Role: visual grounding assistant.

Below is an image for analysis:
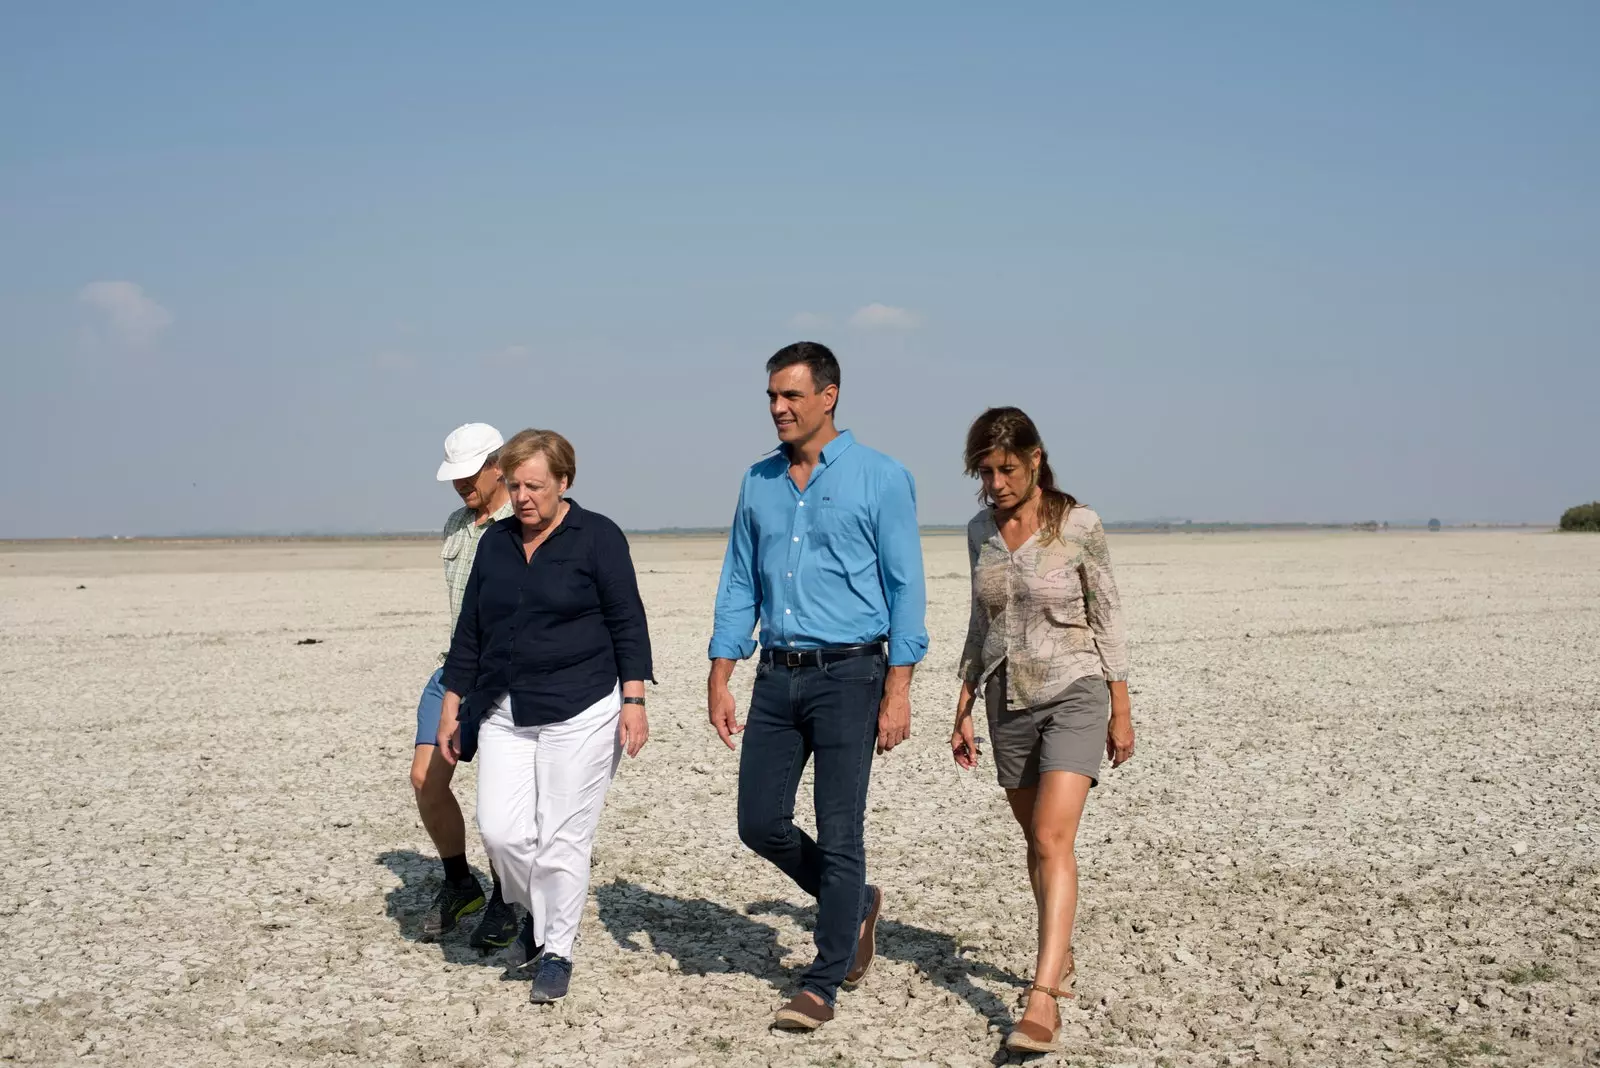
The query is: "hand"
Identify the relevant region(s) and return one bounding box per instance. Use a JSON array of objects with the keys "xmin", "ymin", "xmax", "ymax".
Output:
[
  {"xmin": 951, "ymin": 712, "xmax": 980, "ymax": 769},
  {"xmin": 1106, "ymin": 711, "xmax": 1135, "ymax": 768},
  {"xmin": 708, "ymin": 680, "xmax": 743, "ymax": 751},
  {"xmin": 618, "ymin": 703, "xmax": 649, "ymax": 758},
  {"xmin": 436, "ymin": 711, "xmax": 461, "ymax": 766},
  {"xmin": 877, "ymin": 688, "xmax": 911, "ymax": 754}
]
